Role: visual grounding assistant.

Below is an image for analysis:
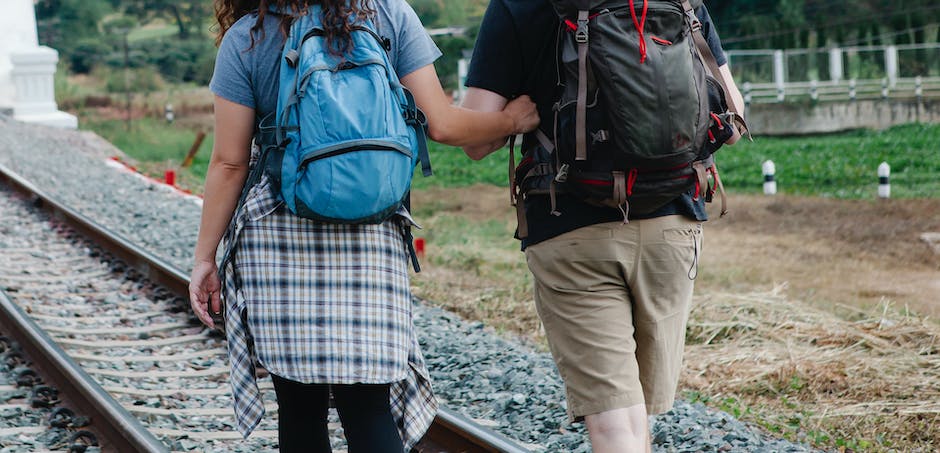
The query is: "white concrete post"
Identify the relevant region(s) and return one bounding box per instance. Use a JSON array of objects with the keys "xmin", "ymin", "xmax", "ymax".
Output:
[
  {"xmin": 885, "ymin": 45, "xmax": 898, "ymax": 88},
  {"xmin": 763, "ymin": 160, "xmax": 777, "ymax": 195},
  {"xmin": 828, "ymin": 47, "xmax": 843, "ymax": 83},
  {"xmin": 11, "ymin": 48, "xmax": 58, "ymax": 117},
  {"xmin": 1, "ymin": 0, "xmax": 76, "ymax": 128},
  {"xmin": 878, "ymin": 162, "xmax": 890, "ymax": 199},
  {"xmin": 774, "ymin": 50, "xmax": 786, "ymax": 102},
  {"xmin": 0, "ymin": 0, "xmax": 40, "ymax": 112}
]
